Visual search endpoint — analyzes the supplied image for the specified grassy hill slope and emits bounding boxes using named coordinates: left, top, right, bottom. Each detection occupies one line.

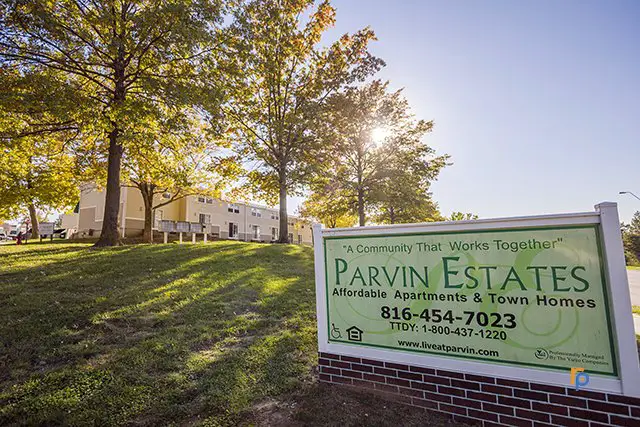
left=0, top=242, right=455, bottom=426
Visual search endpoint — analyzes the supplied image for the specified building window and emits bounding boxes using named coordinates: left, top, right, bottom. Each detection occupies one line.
left=228, top=222, right=238, bottom=238
left=198, top=196, right=205, bottom=203
left=251, top=208, right=262, bottom=218
left=228, top=203, right=240, bottom=213
left=162, top=192, right=171, bottom=199
left=270, top=212, right=279, bottom=220
left=271, top=227, right=278, bottom=240
left=252, top=225, right=260, bottom=239
left=298, top=234, right=302, bottom=244
left=206, top=198, right=213, bottom=204
left=199, top=213, right=211, bottom=224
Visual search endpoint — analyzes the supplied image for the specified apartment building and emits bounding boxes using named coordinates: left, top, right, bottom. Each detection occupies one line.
left=76, top=184, right=313, bottom=244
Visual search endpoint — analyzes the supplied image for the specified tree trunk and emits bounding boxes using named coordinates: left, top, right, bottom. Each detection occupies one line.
left=356, top=147, right=365, bottom=226
left=357, top=189, right=366, bottom=226
left=141, top=185, right=154, bottom=244
left=278, top=177, right=289, bottom=243
left=94, top=127, right=123, bottom=247
left=28, top=203, right=39, bottom=239
left=389, top=206, right=396, bottom=224
left=94, top=53, right=126, bottom=247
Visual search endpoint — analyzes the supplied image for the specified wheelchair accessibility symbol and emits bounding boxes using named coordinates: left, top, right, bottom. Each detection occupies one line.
left=330, top=323, right=342, bottom=339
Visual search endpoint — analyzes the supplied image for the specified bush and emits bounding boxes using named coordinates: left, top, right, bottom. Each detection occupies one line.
left=623, top=233, right=640, bottom=266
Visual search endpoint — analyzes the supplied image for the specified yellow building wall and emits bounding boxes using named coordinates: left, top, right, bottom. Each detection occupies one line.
left=76, top=184, right=315, bottom=244
left=125, top=188, right=145, bottom=220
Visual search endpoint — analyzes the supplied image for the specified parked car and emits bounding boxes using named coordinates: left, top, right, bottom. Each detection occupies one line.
left=0, top=231, right=8, bottom=241
left=53, top=228, right=67, bottom=239
left=8, top=230, right=18, bottom=240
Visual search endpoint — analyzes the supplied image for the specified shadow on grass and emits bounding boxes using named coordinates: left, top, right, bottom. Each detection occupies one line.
left=0, top=241, right=319, bottom=426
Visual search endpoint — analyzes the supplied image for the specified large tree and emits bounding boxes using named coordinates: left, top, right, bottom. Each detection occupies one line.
left=320, top=80, right=448, bottom=226
left=628, top=211, right=640, bottom=234
left=1, top=0, right=225, bottom=246
left=373, top=172, right=443, bottom=225
left=123, top=111, right=241, bottom=242
left=0, top=135, right=79, bottom=237
left=299, top=182, right=356, bottom=228
left=622, top=211, right=640, bottom=266
left=372, top=125, right=447, bottom=225
left=0, top=68, right=84, bottom=237
left=223, top=0, right=383, bottom=242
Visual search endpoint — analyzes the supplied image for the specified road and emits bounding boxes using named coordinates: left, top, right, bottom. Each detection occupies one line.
left=628, top=269, right=640, bottom=307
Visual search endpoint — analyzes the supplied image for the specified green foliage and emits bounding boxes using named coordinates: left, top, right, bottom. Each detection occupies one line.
left=0, top=69, right=81, bottom=228
left=1, top=0, right=228, bottom=245
left=222, top=0, right=383, bottom=240
left=316, top=80, right=449, bottom=226
left=629, top=211, right=640, bottom=234
left=448, top=212, right=479, bottom=221
left=622, top=211, right=640, bottom=266
left=122, top=108, right=242, bottom=241
left=0, top=135, right=79, bottom=217
left=299, top=185, right=356, bottom=228
left=372, top=121, right=448, bottom=225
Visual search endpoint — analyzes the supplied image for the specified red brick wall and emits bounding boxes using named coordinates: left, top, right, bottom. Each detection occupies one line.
left=319, top=352, right=640, bottom=426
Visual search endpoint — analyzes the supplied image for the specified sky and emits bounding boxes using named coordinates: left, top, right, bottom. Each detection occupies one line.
left=291, top=0, right=640, bottom=223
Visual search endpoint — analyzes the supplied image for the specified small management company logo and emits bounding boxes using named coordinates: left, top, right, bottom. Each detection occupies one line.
left=570, top=367, right=590, bottom=390
left=534, top=348, right=549, bottom=360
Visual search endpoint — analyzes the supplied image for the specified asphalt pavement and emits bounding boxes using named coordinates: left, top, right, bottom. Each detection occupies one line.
left=625, top=269, right=640, bottom=333
left=628, top=269, right=640, bottom=307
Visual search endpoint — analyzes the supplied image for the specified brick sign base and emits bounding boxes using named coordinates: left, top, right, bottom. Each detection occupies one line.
left=319, top=352, right=640, bottom=426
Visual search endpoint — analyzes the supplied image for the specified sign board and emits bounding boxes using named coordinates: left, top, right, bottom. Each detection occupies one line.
left=190, top=222, right=203, bottom=233
left=176, top=221, right=190, bottom=233
left=313, top=203, right=640, bottom=396
left=39, top=222, right=55, bottom=236
left=159, top=220, right=174, bottom=232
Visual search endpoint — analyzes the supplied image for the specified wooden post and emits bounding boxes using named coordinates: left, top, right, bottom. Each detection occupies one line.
left=204, top=233, right=207, bottom=243
left=192, top=233, right=196, bottom=243
left=163, top=232, right=168, bottom=244
left=179, top=232, right=183, bottom=244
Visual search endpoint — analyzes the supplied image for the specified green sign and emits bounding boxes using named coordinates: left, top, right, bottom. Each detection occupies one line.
left=323, top=225, right=617, bottom=376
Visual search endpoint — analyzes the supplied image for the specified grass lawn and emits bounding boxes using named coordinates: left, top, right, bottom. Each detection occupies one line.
left=0, top=241, right=456, bottom=426
left=628, top=265, right=640, bottom=271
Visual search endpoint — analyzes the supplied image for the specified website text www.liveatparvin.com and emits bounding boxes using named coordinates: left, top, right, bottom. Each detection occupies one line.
left=396, top=340, right=499, bottom=357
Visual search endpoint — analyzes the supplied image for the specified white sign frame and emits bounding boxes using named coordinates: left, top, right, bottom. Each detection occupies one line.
left=39, top=222, right=55, bottom=236
left=313, top=202, right=640, bottom=396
